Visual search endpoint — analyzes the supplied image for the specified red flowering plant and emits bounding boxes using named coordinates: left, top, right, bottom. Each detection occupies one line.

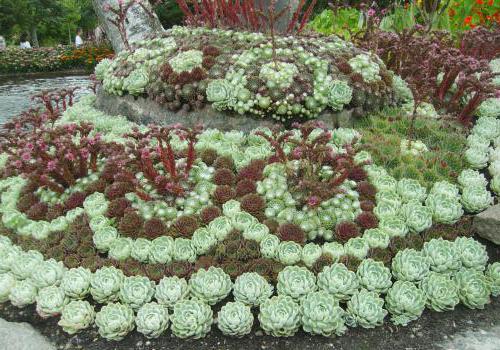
left=31, top=88, right=79, bottom=123
left=123, top=124, right=203, bottom=200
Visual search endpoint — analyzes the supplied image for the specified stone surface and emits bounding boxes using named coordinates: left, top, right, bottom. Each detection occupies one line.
left=95, top=89, right=365, bottom=132
left=0, top=318, right=55, bottom=350
left=473, top=204, right=500, bottom=245
left=92, top=0, right=164, bottom=52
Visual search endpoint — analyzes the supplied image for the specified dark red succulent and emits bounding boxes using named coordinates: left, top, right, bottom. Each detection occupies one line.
left=277, top=223, right=306, bottom=244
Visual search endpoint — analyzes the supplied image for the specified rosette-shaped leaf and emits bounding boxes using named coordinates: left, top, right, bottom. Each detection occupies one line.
left=0, top=272, right=16, bottom=302
left=173, top=238, right=197, bottom=263
left=233, top=272, right=273, bottom=307
left=454, top=237, right=488, bottom=271
left=317, top=263, right=359, bottom=301
left=131, top=238, right=152, bottom=263
left=277, top=241, right=302, bottom=265
left=60, top=267, right=92, bottom=299
left=345, top=289, right=387, bottom=328
left=155, top=276, right=189, bottom=308
left=217, top=301, right=254, bottom=337
left=465, top=147, right=489, bottom=169
left=149, top=236, right=174, bottom=264
left=356, top=259, right=392, bottom=293
left=258, top=295, right=301, bottom=337
left=401, top=202, right=432, bottom=233
left=208, top=216, right=233, bottom=241
left=10, top=250, right=44, bottom=280
left=58, top=300, right=95, bottom=334
left=454, top=269, right=491, bottom=309
left=457, top=169, right=488, bottom=188
left=397, top=178, right=427, bottom=203
left=9, top=279, right=38, bottom=307
left=322, top=242, right=345, bottom=262
left=391, top=249, right=430, bottom=282
left=95, top=302, right=135, bottom=341
left=379, top=217, right=408, bottom=238
left=373, top=175, right=397, bottom=192
left=30, top=258, right=66, bottom=288
left=243, top=222, right=269, bottom=243
left=171, top=298, right=213, bottom=339
left=231, top=211, right=258, bottom=231
left=301, top=290, right=346, bottom=337
left=189, top=267, right=232, bottom=305
left=344, top=237, right=370, bottom=259
left=486, top=262, right=500, bottom=297
left=277, top=266, right=317, bottom=301
left=192, top=228, right=217, bottom=255
left=425, top=193, right=464, bottom=225
left=135, top=302, right=169, bottom=339
left=419, top=272, right=459, bottom=312
left=429, top=181, right=460, bottom=199
left=36, top=285, right=68, bottom=318
left=373, top=201, right=400, bottom=220
left=422, top=239, right=461, bottom=274
left=301, top=243, right=322, bottom=267
left=93, top=226, right=118, bottom=252
left=83, top=192, right=108, bottom=217
left=89, top=215, right=112, bottom=232
left=119, top=275, right=155, bottom=310
left=90, top=266, right=125, bottom=303
left=260, top=234, right=280, bottom=259
left=207, top=79, right=234, bottom=109
left=0, top=236, right=12, bottom=249
left=461, top=186, right=493, bottom=213
left=385, top=280, right=425, bottom=326
left=328, top=80, right=353, bottom=111
left=108, top=237, right=132, bottom=261
left=363, top=228, right=390, bottom=249
left=123, top=67, right=150, bottom=95
left=222, top=199, right=241, bottom=217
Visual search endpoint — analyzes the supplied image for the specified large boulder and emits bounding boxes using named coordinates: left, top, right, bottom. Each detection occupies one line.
left=473, top=204, right=500, bottom=245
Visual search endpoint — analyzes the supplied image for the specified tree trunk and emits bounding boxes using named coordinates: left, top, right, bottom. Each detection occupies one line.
left=92, top=0, right=164, bottom=52
left=30, top=26, right=39, bottom=48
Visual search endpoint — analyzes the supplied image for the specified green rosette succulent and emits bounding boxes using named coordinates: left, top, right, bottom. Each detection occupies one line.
left=419, top=272, right=459, bottom=312
left=169, top=49, right=203, bottom=73
left=119, top=275, right=155, bottom=310
left=0, top=272, right=16, bottom=302
left=155, top=276, right=189, bottom=308
left=90, top=266, right=125, bottom=304
left=317, top=263, right=359, bottom=301
left=206, top=79, right=234, bottom=109
left=189, top=267, right=232, bottom=305
left=391, top=249, right=430, bottom=282
left=454, top=268, right=491, bottom=309
left=277, top=266, right=317, bottom=301
left=457, top=169, right=488, bottom=188
left=83, top=192, right=108, bottom=217
left=486, top=262, right=500, bottom=297
left=465, top=147, right=489, bottom=169
left=10, top=250, right=44, bottom=280
left=135, top=302, right=170, bottom=339
left=123, top=67, right=150, bottom=95
left=258, top=295, right=301, bottom=337
left=301, top=243, right=322, bottom=267
left=379, top=216, right=409, bottom=238
left=429, top=181, right=460, bottom=199
left=397, top=178, right=427, bottom=203
left=301, top=290, right=346, bottom=337
left=222, top=199, right=241, bottom=217
left=171, top=298, right=213, bottom=339
left=58, top=300, right=95, bottom=335
left=461, top=186, right=493, bottom=213
left=108, top=237, right=132, bottom=261
left=89, top=215, right=112, bottom=232
left=60, top=267, right=92, bottom=299
left=344, top=237, right=369, bottom=259
left=208, top=216, right=233, bottom=241
left=373, top=201, right=400, bottom=220
left=345, top=289, right=387, bottom=329
left=95, top=302, right=135, bottom=341
left=148, top=236, right=174, bottom=264
left=243, top=222, right=269, bottom=243
left=277, top=241, right=302, bottom=265
left=9, top=279, right=38, bottom=307
left=363, top=228, right=390, bottom=249
left=422, top=239, right=461, bottom=274
left=454, top=237, right=488, bottom=271
left=322, top=242, right=345, bottom=261
left=93, top=226, right=118, bottom=252
left=233, top=272, right=273, bottom=307
left=30, top=258, right=66, bottom=288
left=0, top=235, right=12, bottom=249
left=131, top=238, right=152, bottom=263
left=36, top=286, right=68, bottom=318
left=231, top=211, right=258, bottom=231
left=373, top=174, right=398, bottom=192
left=356, top=259, right=392, bottom=294
left=192, top=228, right=217, bottom=255
left=401, top=202, right=432, bottom=233
left=328, top=80, right=353, bottom=111
left=260, top=234, right=281, bottom=259
left=425, top=193, right=464, bottom=225
left=173, top=238, right=197, bottom=263
left=385, top=280, right=426, bottom=326
left=94, top=58, right=112, bottom=81
left=217, top=301, right=254, bottom=337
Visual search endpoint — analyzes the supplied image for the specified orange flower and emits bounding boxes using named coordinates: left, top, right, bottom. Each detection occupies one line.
left=488, top=0, right=493, bottom=5
left=464, top=16, right=473, bottom=24
left=476, top=0, right=483, bottom=4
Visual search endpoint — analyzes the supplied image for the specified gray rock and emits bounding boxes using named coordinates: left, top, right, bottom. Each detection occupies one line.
left=473, top=204, right=500, bottom=245
left=95, top=89, right=365, bottom=132
left=0, top=318, right=55, bottom=350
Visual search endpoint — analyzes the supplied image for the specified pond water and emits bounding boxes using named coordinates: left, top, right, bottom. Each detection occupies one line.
left=0, top=73, right=92, bottom=122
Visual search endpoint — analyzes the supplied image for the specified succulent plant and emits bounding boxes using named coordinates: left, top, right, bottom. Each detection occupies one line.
left=233, top=272, right=273, bottom=307
left=260, top=234, right=280, bottom=259
left=419, top=272, right=459, bottom=312
left=60, top=267, right=92, bottom=300
left=454, top=268, right=491, bottom=309
left=217, top=301, right=254, bottom=337
left=345, top=289, right=387, bottom=329
left=58, top=300, right=95, bottom=334
left=189, top=267, right=232, bottom=305
left=9, top=279, right=38, bottom=308
left=173, top=238, right=197, bottom=263
left=258, top=295, right=301, bottom=337
left=391, top=249, right=430, bottom=282
left=356, top=259, right=392, bottom=293
left=135, top=302, right=170, bottom=339
left=36, top=285, right=68, bottom=318
left=148, top=236, right=174, bottom=264
left=90, top=266, right=125, bottom=304
left=317, top=263, right=359, bottom=301
left=385, top=280, right=426, bottom=326
left=486, top=262, right=500, bottom=297
left=119, top=275, right=155, bottom=310
left=0, top=272, right=16, bottom=303
left=454, top=237, right=488, bottom=271
left=301, top=290, right=346, bottom=337
left=30, top=258, right=66, bottom=289
left=422, top=238, right=461, bottom=274
left=170, top=298, right=213, bottom=339
left=10, top=250, right=44, bottom=280
left=155, top=276, right=189, bottom=308
left=277, top=266, right=317, bottom=301
left=95, top=302, right=135, bottom=341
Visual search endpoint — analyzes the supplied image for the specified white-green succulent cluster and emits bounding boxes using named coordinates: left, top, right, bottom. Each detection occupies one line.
left=345, top=289, right=387, bottom=328
left=217, top=301, right=254, bottom=337
left=348, top=54, right=381, bottom=83
left=188, top=267, right=232, bottom=305
left=419, top=272, right=459, bottom=312
left=170, top=298, right=213, bottom=339
left=317, top=263, right=359, bottom=301
left=135, top=302, right=170, bottom=339
left=169, top=49, right=203, bottom=73
left=155, top=276, right=189, bottom=308
left=356, top=259, right=392, bottom=293
left=233, top=272, right=273, bottom=307
left=400, top=139, right=428, bottom=156
left=385, top=280, right=426, bottom=326
left=58, top=300, right=95, bottom=334
left=258, top=295, right=301, bottom=337
left=95, top=302, right=135, bottom=341
left=486, top=262, right=500, bottom=297
left=301, top=290, right=346, bottom=337
left=277, top=266, right=317, bottom=301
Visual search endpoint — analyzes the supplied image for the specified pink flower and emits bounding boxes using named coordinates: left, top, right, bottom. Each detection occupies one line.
left=14, top=160, right=22, bottom=168
left=367, top=8, right=376, bottom=17
left=80, top=148, right=90, bottom=159
left=65, top=152, right=76, bottom=161
left=141, top=148, right=151, bottom=159
left=21, top=153, right=31, bottom=161
left=307, top=196, right=320, bottom=208
left=25, top=143, right=34, bottom=151
left=47, top=160, right=57, bottom=171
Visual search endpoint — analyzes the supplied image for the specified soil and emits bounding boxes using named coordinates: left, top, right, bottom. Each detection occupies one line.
left=0, top=237, right=499, bottom=350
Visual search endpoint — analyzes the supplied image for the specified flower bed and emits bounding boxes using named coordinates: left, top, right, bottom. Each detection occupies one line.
left=0, top=92, right=498, bottom=341
left=0, top=45, right=113, bottom=74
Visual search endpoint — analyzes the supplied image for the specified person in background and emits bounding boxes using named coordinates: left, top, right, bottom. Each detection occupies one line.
left=0, top=36, right=6, bottom=50
left=19, top=33, right=31, bottom=49
left=75, top=28, right=84, bottom=47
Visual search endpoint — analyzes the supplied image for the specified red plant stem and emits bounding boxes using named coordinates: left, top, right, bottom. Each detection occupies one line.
left=459, top=92, right=482, bottom=126
left=287, top=0, right=306, bottom=33
left=297, top=0, right=317, bottom=34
